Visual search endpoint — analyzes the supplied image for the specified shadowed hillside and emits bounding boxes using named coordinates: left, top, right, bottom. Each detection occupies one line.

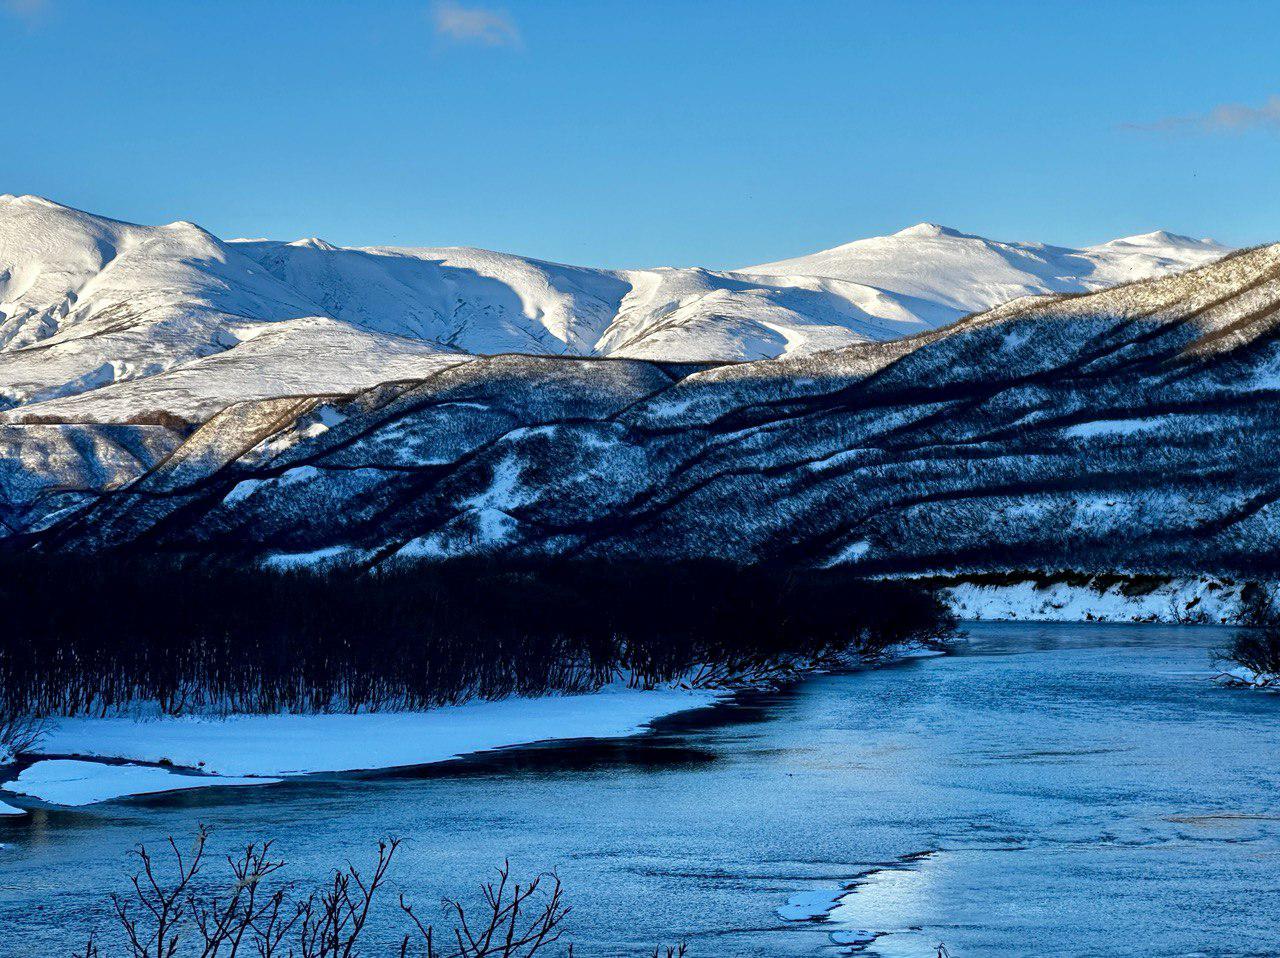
left=3, top=243, right=1278, bottom=578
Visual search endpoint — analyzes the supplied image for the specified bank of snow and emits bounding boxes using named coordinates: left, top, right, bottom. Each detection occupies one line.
left=4, top=761, right=278, bottom=807
left=6, top=685, right=720, bottom=807
left=1214, top=666, right=1279, bottom=691
left=940, top=575, right=1254, bottom=624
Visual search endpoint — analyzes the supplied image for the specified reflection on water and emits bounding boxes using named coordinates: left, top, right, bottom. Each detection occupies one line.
left=0, top=622, right=1276, bottom=957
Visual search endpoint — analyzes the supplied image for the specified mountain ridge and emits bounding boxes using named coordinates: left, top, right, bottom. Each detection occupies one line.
left=0, top=195, right=1230, bottom=424
left=8, top=239, right=1280, bottom=580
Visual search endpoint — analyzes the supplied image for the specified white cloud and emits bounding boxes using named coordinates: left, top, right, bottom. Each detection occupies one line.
left=431, top=0, right=522, bottom=48
left=1123, top=95, right=1280, bottom=134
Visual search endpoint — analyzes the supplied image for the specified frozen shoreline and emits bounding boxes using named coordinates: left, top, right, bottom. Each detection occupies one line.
left=1, top=684, right=722, bottom=809
left=1214, top=665, right=1279, bottom=691
left=0, top=606, right=1254, bottom=811
left=0, top=648, right=933, bottom=812
left=940, top=575, right=1258, bottom=624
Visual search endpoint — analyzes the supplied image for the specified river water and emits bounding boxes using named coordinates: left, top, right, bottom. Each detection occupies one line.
left=0, top=622, right=1276, bottom=957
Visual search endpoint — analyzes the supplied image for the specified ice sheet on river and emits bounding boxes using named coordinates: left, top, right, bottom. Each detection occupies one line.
left=17, top=685, right=720, bottom=804
left=4, top=760, right=278, bottom=807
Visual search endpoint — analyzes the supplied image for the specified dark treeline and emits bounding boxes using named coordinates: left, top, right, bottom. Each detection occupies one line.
left=0, top=555, right=953, bottom=718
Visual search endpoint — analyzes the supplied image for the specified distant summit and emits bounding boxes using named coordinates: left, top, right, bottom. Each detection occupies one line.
left=892, top=223, right=971, bottom=239
left=1091, top=230, right=1228, bottom=252
left=745, top=221, right=1228, bottom=314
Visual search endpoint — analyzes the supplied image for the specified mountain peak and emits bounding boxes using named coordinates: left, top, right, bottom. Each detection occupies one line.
left=1097, top=229, right=1225, bottom=251
left=0, top=193, right=76, bottom=214
left=893, top=223, right=968, bottom=240
left=288, top=237, right=339, bottom=252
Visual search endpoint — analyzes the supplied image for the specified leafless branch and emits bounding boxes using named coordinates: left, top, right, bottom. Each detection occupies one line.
left=85, top=831, right=681, bottom=958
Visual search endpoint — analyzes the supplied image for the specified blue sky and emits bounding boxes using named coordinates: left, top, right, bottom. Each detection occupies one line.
left=3, top=0, right=1278, bottom=268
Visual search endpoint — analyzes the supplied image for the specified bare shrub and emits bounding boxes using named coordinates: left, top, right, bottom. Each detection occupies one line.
left=0, top=711, right=44, bottom=762
left=399, top=861, right=568, bottom=958
left=1217, top=582, right=1280, bottom=682
left=83, top=828, right=684, bottom=958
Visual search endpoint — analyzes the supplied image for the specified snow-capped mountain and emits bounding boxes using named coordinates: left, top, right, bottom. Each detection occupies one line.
left=0, top=196, right=466, bottom=418
left=10, top=241, right=1280, bottom=582
left=231, top=222, right=1230, bottom=362
left=0, top=195, right=1228, bottom=422
left=745, top=223, right=1230, bottom=314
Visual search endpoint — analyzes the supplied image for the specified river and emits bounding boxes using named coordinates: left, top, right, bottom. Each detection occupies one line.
left=0, top=622, right=1276, bottom=957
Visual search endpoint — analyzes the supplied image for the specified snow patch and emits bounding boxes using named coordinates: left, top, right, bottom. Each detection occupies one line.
left=222, top=478, right=264, bottom=506
left=3, top=760, right=278, bottom=807
left=823, top=539, right=871, bottom=566
left=1215, top=666, right=1279, bottom=691
left=1062, top=418, right=1160, bottom=439
left=261, top=545, right=357, bottom=570
left=778, top=888, right=849, bottom=921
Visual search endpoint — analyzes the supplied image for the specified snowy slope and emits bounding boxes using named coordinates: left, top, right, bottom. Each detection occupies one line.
left=0, top=194, right=346, bottom=411
left=236, top=225, right=1229, bottom=364
left=747, top=223, right=1230, bottom=317
left=228, top=240, right=949, bottom=362
left=230, top=238, right=631, bottom=355
left=9, top=318, right=468, bottom=424
left=0, top=196, right=1232, bottom=426
left=0, top=197, right=319, bottom=352
left=595, top=267, right=943, bottom=360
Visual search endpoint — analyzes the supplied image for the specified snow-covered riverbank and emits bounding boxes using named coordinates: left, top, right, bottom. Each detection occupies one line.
left=1, top=684, right=721, bottom=809
left=0, top=597, right=1253, bottom=812
left=941, top=575, right=1257, bottom=624
left=0, top=640, right=949, bottom=812
left=1214, top=665, right=1279, bottom=691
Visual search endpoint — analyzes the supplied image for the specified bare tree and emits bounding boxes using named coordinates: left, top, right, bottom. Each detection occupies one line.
left=111, top=826, right=210, bottom=958
left=87, top=827, right=376, bottom=958
left=399, top=861, right=569, bottom=958
left=188, top=840, right=292, bottom=958
left=651, top=946, right=688, bottom=958
left=0, top=711, right=45, bottom=761
left=87, top=830, right=678, bottom=958
left=296, top=838, right=400, bottom=958
left=1215, top=582, right=1280, bottom=685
